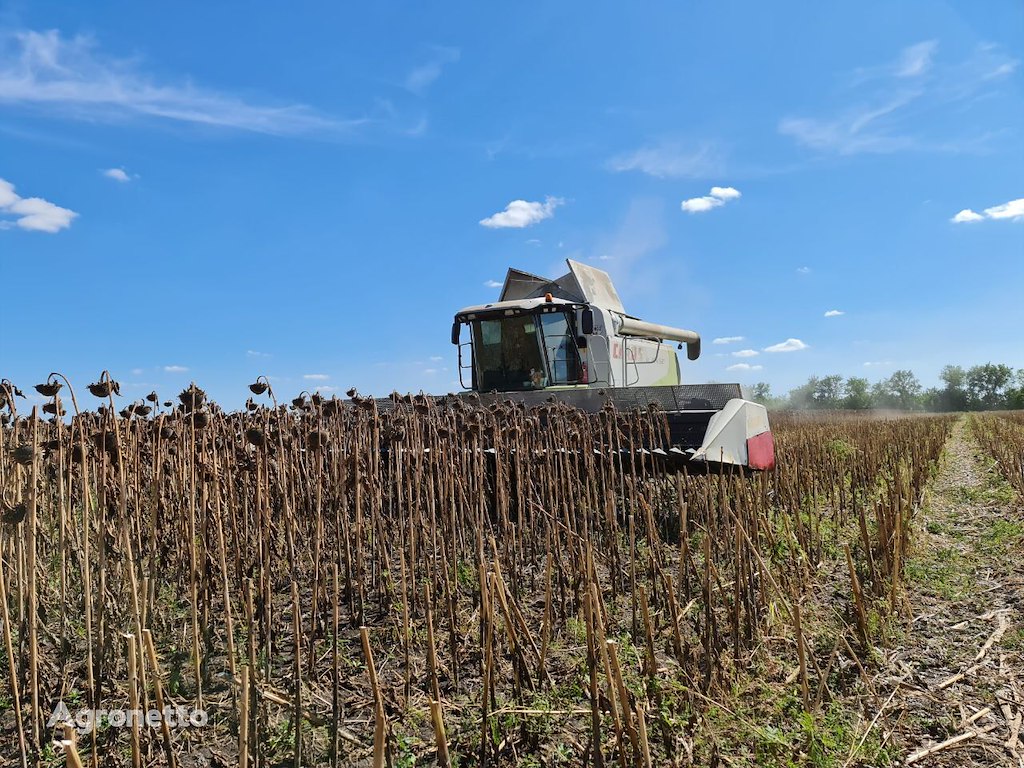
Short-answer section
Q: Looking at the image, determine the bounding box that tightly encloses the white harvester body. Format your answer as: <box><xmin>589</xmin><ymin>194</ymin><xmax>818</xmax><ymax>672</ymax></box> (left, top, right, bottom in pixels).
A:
<box><xmin>451</xmin><ymin>259</ymin><xmax>775</xmax><ymax>470</ymax></box>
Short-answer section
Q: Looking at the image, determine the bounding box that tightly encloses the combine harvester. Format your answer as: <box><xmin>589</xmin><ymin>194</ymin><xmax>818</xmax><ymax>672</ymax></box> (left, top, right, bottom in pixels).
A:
<box><xmin>448</xmin><ymin>259</ymin><xmax>775</xmax><ymax>471</ymax></box>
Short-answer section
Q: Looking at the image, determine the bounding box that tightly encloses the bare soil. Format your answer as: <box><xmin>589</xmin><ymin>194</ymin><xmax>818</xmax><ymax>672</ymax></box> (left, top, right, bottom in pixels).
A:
<box><xmin>878</xmin><ymin>418</ymin><xmax>1024</xmax><ymax>766</ymax></box>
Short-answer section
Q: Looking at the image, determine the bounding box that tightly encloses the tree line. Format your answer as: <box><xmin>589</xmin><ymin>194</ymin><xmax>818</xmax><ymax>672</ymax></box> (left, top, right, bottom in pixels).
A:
<box><xmin>749</xmin><ymin>363</ymin><xmax>1024</xmax><ymax>412</ymax></box>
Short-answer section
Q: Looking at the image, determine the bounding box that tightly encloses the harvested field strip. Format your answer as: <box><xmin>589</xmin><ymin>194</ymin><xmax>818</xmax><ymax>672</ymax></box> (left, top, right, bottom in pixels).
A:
<box><xmin>879</xmin><ymin>417</ymin><xmax>1024</xmax><ymax>767</ymax></box>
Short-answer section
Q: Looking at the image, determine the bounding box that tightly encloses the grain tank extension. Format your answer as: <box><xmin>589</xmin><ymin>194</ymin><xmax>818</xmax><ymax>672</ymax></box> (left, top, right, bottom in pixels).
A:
<box><xmin>451</xmin><ymin>259</ymin><xmax>775</xmax><ymax>470</ymax></box>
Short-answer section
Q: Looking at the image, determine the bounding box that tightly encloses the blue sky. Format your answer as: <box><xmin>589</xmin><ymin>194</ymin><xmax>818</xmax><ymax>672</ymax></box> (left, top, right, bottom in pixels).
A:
<box><xmin>1</xmin><ymin>1</ymin><xmax>1021</xmax><ymax>407</ymax></box>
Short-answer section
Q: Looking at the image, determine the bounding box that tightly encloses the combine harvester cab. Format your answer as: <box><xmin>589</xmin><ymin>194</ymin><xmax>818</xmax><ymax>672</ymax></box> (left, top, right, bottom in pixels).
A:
<box><xmin>450</xmin><ymin>259</ymin><xmax>775</xmax><ymax>471</ymax></box>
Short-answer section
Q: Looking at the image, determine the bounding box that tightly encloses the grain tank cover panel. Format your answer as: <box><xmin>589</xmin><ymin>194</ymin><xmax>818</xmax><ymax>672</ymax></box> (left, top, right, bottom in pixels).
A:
<box><xmin>566</xmin><ymin>259</ymin><xmax>625</xmax><ymax>313</ymax></box>
<box><xmin>499</xmin><ymin>268</ymin><xmax>556</xmax><ymax>301</ymax></box>
<box><xmin>498</xmin><ymin>260</ymin><xmax>623</xmax><ymax>310</ymax></box>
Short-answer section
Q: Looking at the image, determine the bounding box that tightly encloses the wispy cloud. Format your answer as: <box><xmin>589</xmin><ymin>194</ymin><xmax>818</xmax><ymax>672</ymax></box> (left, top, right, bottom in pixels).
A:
<box><xmin>796</xmin><ymin>266</ymin><xmax>811</xmax><ymax>274</ymax></box>
<box><xmin>0</xmin><ymin>29</ymin><xmax>366</xmax><ymax>135</ymax></box>
<box><xmin>246</xmin><ymin>350</ymin><xmax>271</xmax><ymax>358</ymax></box>
<box><xmin>483</xmin><ymin>279</ymin><xmax>502</xmax><ymax>288</ymax></box>
<box><xmin>586</xmin><ymin>198</ymin><xmax>670</xmax><ymax>296</ymax></box>
<box><xmin>0</xmin><ymin>177</ymin><xmax>77</xmax><ymax>232</ymax></box>
<box><xmin>713</xmin><ymin>336</ymin><xmax>744</xmax><ymax>345</ymax></box>
<box><xmin>681</xmin><ymin>186</ymin><xmax>741</xmax><ymax>214</ymax></box>
<box><xmin>607</xmin><ymin>141</ymin><xmax>721</xmax><ymax>179</ymax></box>
<box><xmin>102</xmin><ymin>167</ymin><xmax>132</xmax><ymax>182</ymax></box>
<box><xmin>163</xmin><ymin>365</ymin><xmax>188</xmax><ymax>373</ymax></box>
<box><xmin>952</xmin><ymin>198</ymin><xmax>1024</xmax><ymax>223</ymax></box>
<box><xmin>863</xmin><ymin>360</ymin><xmax>893</xmax><ymax>368</ymax></box>
<box><xmin>824</xmin><ymin>309</ymin><xmax>845</xmax><ymax>317</ymax></box>
<box><xmin>763</xmin><ymin>338</ymin><xmax>809</xmax><ymax>353</ymax></box>
<box><xmin>732</xmin><ymin>349</ymin><xmax>759</xmax><ymax>358</ymax></box>
<box><xmin>896</xmin><ymin>40</ymin><xmax>938</xmax><ymax>77</ymax></box>
<box><xmin>779</xmin><ymin>93</ymin><xmax>921</xmax><ymax>155</ymax></box>
<box><xmin>303</xmin><ymin>373</ymin><xmax>329</xmax><ymax>381</ymax></box>
<box><xmin>405</xmin><ymin>46</ymin><xmax>459</xmax><ymax>95</ymax></box>
<box><xmin>727</xmin><ymin>363</ymin><xmax>763</xmax><ymax>371</ymax></box>
<box><xmin>480</xmin><ymin>196</ymin><xmax>563</xmax><ymax>228</ymax></box>
<box><xmin>780</xmin><ymin>41</ymin><xmax>1018</xmax><ymax>155</ymax></box>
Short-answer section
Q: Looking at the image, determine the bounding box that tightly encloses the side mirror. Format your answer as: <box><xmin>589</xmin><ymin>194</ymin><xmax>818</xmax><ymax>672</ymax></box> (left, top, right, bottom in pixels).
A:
<box><xmin>581</xmin><ymin>309</ymin><xmax>594</xmax><ymax>335</ymax></box>
<box><xmin>451</xmin><ymin>322</ymin><xmax>461</xmax><ymax>345</ymax></box>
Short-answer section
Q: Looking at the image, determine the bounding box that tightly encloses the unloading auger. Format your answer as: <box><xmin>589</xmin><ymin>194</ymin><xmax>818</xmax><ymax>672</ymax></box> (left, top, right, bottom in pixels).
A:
<box><xmin>447</xmin><ymin>259</ymin><xmax>775</xmax><ymax>471</ymax></box>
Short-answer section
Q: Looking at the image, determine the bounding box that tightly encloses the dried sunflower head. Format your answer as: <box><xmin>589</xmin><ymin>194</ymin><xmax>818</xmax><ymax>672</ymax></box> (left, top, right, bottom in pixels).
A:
<box><xmin>12</xmin><ymin>444</ymin><xmax>34</xmax><ymax>465</ymax></box>
<box><xmin>2</xmin><ymin>502</ymin><xmax>27</xmax><ymax>526</ymax></box>
<box><xmin>306</xmin><ymin>430</ymin><xmax>329</xmax><ymax>450</ymax></box>
<box><xmin>178</xmin><ymin>384</ymin><xmax>206</xmax><ymax>411</ymax></box>
<box><xmin>35</xmin><ymin>381</ymin><xmax>62</xmax><ymax>397</ymax></box>
<box><xmin>88</xmin><ymin>381</ymin><xmax>114</xmax><ymax>398</ymax></box>
<box><xmin>42</xmin><ymin>402</ymin><xmax>66</xmax><ymax>416</ymax></box>
<box><xmin>245</xmin><ymin>428</ymin><xmax>265</xmax><ymax>447</ymax></box>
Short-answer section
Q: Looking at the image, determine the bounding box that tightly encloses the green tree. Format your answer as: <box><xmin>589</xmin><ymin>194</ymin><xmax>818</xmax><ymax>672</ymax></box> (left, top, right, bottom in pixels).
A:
<box><xmin>812</xmin><ymin>375</ymin><xmax>844</xmax><ymax>409</ymax></box>
<box><xmin>788</xmin><ymin>377</ymin><xmax>819</xmax><ymax>410</ymax></box>
<box><xmin>843</xmin><ymin>377</ymin><xmax>872</xmax><ymax>410</ymax></box>
<box><xmin>876</xmin><ymin>370</ymin><xmax>922</xmax><ymax>411</ymax></box>
<box><xmin>750</xmin><ymin>381</ymin><xmax>772</xmax><ymax>403</ymax></box>
<box><xmin>936</xmin><ymin>365</ymin><xmax>968</xmax><ymax>411</ymax></box>
<box><xmin>1007</xmin><ymin>369</ymin><xmax>1024</xmax><ymax>410</ymax></box>
<box><xmin>965</xmin><ymin>363</ymin><xmax>1014</xmax><ymax>410</ymax></box>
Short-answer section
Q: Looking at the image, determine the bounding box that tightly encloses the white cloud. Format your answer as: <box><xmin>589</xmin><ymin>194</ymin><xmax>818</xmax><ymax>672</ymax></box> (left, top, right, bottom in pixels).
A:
<box><xmin>763</xmin><ymin>338</ymin><xmax>809</xmax><ymax>353</ymax></box>
<box><xmin>709</xmin><ymin>186</ymin><xmax>741</xmax><ymax>200</ymax></box>
<box><xmin>526</xmin><ymin>238</ymin><xmax>541</xmax><ymax>246</ymax></box>
<box><xmin>983</xmin><ymin>198</ymin><xmax>1024</xmax><ymax>221</ymax></box>
<box><xmin>246</xmin><ymin>350</ymin><xmax>271</xmax><ymax>358</ymax></box>
<box><xmin>131</xmin><ymin>368</ymin><xmax>144</xmax><ymax>376</ymax></box>
<box><xmin>429</xmin><ymin>355</ymin><xmax>443</xmax><ymax>362</ymax></box>
<box><xmin>0</xmin><ymin>178</ymin><xmax>77</xmax><ymax>232</ymax></box>
<box><xmin>405</xmin><ymin>46</ymin><xmax>460</xmax><ymax>95</ymax></box>
<box><xmin>480</xmin><ymin>196</ymin><xmax>563</xmax><ymax>228</ymax></box>
<box><xmin>163</xmin><ymin>365</ymin><xmax>188</xmax><ymax>373</ymax></box>
<box><xmin>863</xmin><ymin>361</ymin><xmax>893</xmax><ymax>368</ymax></box>
<box><xmin>796</xmin><ymin>266</ymin><xmax>811</xmax><ymax>274</ymax></box>
<box><xmin>727</xmin><ymin>363</ymin><xmax>763</xmax><ymax>371</ymax></box>
<box><xmin>103</xmin><ymin>167</ymin><xmax>130</xmax><ymax>182</ymax></box>
<box><xmin>423</xmin><ymin>368</ymin><xmax>438</xmax><ymax>375</ymax></box>
<box><xmin>712</xmin><ymin>336</ymin><xmax>744</xmax><ymax>345</ymax></box>
<box><xmin>0</xmin><ymin>29</ymin><xmax>363</xmax><ymax>135</ymax></box>
<box><xmin>484</xmin><ymin>279</ymin><xmax>502</xmax><ymax>288</ymax></box>
<box><xmin>897</xmin><ymin>41</ymin><xmax>938</xmax><ymax>78</ymax></box>
<box><xmin>607</xmin><ymin>141</ymin><xmax>720</xmax><ymax>179</ymax></box>
<box><xmin>824</xmin><ymin>309</ymin><xmax>845</xmax><ymax>317</ymax></box>
<box><xmin>681</xmin><ymin>196</ymin><xmax>723</xmax><ymax>213</ymax></box>
<box><xmin>951</xmin><ymin>209</ymin><xmax>984</xmax><ymax>223</ymax></box>
<box><xmin>952</xmin><ymin>198</ymin><xmax>1024</xmax><ymax>223</ymax></box>
<box><xmin>303</xmin><ymin>373</ymin><xmax>329</xmax><ymax>381</ymax></box>
<box><xmin>314</xmin><ymin>385</ymin><xmax>336</xmax><ymax>393</ymax></box>
<box><xmin>732</xmin><ymin>349</ymin><xmax>759</xmax><ymax>358</ymax></box>
<box><xmin>681</xmin><ymin>185</ymin><xmax>741</xmax><ymax>214</ymax></box>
